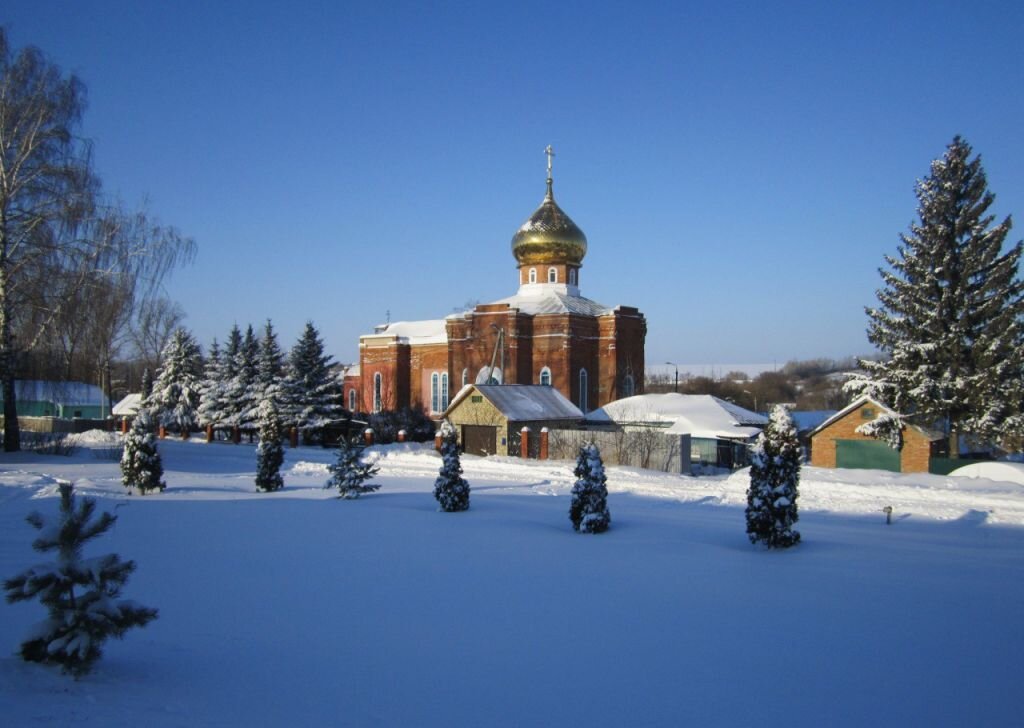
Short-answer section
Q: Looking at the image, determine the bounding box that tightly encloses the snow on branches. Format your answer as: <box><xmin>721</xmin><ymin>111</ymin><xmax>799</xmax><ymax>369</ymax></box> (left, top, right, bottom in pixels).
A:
<box><xmin>746</xmin><ymin>406</ymin><xmax>801</xmax><ymax>549</ymax></box>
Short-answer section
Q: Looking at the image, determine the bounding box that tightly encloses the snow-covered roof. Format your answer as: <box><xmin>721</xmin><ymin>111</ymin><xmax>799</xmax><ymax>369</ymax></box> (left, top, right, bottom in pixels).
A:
<box><xmin>486</xmin><ymin>288</ymin><xmax>612</xmax><ymax>317</ymax></box>
<box><xmin>810</xmin><ymin>395</ymin><xmax>895</xmax><ymax>435</ymax></box>
<box><xmin>446</xmin><ymin>384</ymin><xmax>583</xmax><ymax>422</ymax></box>
<box><xmin>1</xmin><ymin>380</ymin><xmax>105</xmax><ymax>406</ymax></box>
<box><xmin>586</xmin><ymin>393</ymin><xmax>767</xmax><ymax>441</ymax></box>
<box><xmin>112</xmin><ymin>393</ymin><xmax>143</xmax><ymax>416</ymax></box>
<box><xmin>790</xmin><ymin>410</ymin><xmax>839</xmax><ymax>433</ymax></box>
<box><xmin>949</xmin><ymin>461</ymin><xmax>1024</xmax><ymax>485</ymax></box>
<box><xmin>363</xmin><ymin>319</ymin><xmax>448</xmax><ymax>345</ymax></box>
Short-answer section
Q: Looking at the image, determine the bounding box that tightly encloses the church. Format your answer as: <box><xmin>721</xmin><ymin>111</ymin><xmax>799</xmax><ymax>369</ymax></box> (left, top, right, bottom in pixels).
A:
<box><xmin>346</xmin><ymin>148</ymin><xmax>647</xmax><ymax>417</ymax></box>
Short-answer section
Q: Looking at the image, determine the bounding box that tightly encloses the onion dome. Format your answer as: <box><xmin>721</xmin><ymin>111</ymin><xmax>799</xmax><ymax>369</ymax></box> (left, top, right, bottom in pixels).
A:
<box><xmin>511</xmin><ymin>150</ymin><xmax>587</xmax><ymax>266</ymax></box>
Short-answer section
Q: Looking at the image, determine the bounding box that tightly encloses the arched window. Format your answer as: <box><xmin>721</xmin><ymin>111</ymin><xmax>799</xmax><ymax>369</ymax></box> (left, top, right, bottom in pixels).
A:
<box><xmin>548</xmin><ymin>267</ymin><xmax>557</xmax><ymax>283</ymax></box>
<box><xmin>539</xmin><ymin>366</ymin><xmax>552</xmax><ymax>386</ymax></box>
<box><xmin>623</xmin><ymin>374</ymin><xmax>635</xmax><ymax>397</ymax></box>
<box><xmin>569</xmin><ymin>268</ymin><xmax>577</xmax><ymax>286</ymax></box>
<box><xmin>579</xmin><ymin>369</ymin><xmax>588</xmax><ymax>412</ymax></box>
<box><xmin>441</xmin><ymin>373</ymin><xmax>449</xmax><ymax>410</ymax></box>
<box><xmin>431</xmin><ymin>372</ymin><xmax>440</xmax><ymax>413</ymax></box>
<box><xmin>348</xmin><ymin>388</ymin><xmax>357</xmax><ymax>412</ymax></box>
<box><xmin>373</xmin><ymin>373</ymin><xmax>383</xmax><ymax>412</ymax></box>
<box><xmin>462</xmin><ymin>368</ymin><xmax>469</xmax><ymax>387</ymax></box>
<box><xmin>528</xmin><ymin>268</ymin><xmax>537</xmax><ymax>284</ymax></box>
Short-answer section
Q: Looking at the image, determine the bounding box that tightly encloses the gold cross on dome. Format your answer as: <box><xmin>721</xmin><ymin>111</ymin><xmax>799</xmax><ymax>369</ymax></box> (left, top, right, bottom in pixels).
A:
<box><xmin>545</xmin><ymin>145</ymin><xmax>554</xmax><ymax>181</ymax></box>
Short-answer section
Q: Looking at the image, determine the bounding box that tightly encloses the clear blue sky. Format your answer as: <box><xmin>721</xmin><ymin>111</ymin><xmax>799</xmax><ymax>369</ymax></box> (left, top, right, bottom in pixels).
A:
<box><xmin>5</xmin><ymin>1</ymin><xmax>1023</xmax><ymax>370</ymax></box>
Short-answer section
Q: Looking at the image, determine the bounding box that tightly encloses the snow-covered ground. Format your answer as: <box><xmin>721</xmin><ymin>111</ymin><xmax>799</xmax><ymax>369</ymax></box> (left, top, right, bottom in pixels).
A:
<box><xmin>2</xmin><ymin>434</ymin><xmax>1023</xmax><ymax>726</ymax></box>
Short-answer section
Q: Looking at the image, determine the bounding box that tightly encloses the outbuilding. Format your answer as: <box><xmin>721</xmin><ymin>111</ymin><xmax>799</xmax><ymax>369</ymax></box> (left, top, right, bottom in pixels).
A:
<box><xmin>809</xmin><ymin>395</ymin><xmax>945</xmax><ymax>473</ymax></box>
<box><xmin>443</xmin><ymin>384</ymin><xmax>583</xmax><ymax>456</ymax></box>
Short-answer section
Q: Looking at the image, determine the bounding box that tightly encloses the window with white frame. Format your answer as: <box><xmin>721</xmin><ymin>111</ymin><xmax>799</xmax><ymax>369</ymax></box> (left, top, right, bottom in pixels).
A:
<box><xmin>528</xmin><ymin>268</ymin><xmax>537</xmax><ymax>284</ymax></box>
<box><xmin>462</xmin><ymin>368</ymin><xmax>468</xmax><ymax>387</ymax></box>
<box><xmin>349</xmin><ymin>388</ymin><xmax>357</xmax><ymax>411</ymax></box>
<box><xmin>539</xmin><ymin>366</ymin><xmax>552</xmax><ymax>386</ymax></box>
<box><xmin>579</xmin><ymin>368</ymin><xmax>588</xmax><ymax>412</ymax></box>
<box><xmin>569</xmin><ymin>268</ymin><xmax>577</xmax><ymax>286</ymax></box>
<box><xmin>548</xmin><ymin>267</ymin><xmax>557</xmax><ymax>283</ymax></box>
<box><xmin>622</xmin><ymin>373</ymin><xmax>635</xmax><ymax>397</ymax></box>
<box><xmin>431</xmin><ymin>373</ymin><xmax>440</xmax><ymax>413</ymax></box>
<box><xmin>373</xmin><ymin>373</ymin><xmax>382</xmax><ymax>412</ymax></box>
<box><xmin>441</xmin><ymin>373</ymin><xmax>449</xmax><ymax>410</ymax></box>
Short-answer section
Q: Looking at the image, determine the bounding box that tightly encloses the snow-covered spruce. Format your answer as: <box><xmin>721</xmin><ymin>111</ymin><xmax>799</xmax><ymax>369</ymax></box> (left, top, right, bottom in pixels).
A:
<box><xmin>434</xmin><ymin>432</ymin><xmax>470</xmax><ymax>512</ymax></box>
<box><xmin>2</xmin><ymin>482</ymin><xmax>158</xmax><ymax>677</ymax></box>
<box><xmin>146</xmin><ymin>327</ymin><xmax>203</xmax><ymax>435</ymax></box>
<box><xmin>120</xmin><ymin>408</ymin><xmax>166</xmax><ymax>495</ymax></box>
<box><xmin>255</xmin><ymin>399</ymin><xmax>285</xmax><ymax>492</ymax></box>
<box><xmin>283</xmin><ymin>322</ymin><xmax>344</xmax><ymax>436</ymax></box>
<box><xmin>845</xmin><ymin>136</ymin><xmax>1024</xmax><ymax>452</ymax></box>
<box><xmin>325</xmin><ymin>434</ymin><xmax>380</xmax><ymax>498</ymax></box>
<box><xmin>746</xmin><ymin>405</ymin><xmax>801</xmax><ymax>548</ymax></box>
<box><xmin>570</xmin><ymin>443</ymin><xmax>611</xmax><ymax>533</ymax></box>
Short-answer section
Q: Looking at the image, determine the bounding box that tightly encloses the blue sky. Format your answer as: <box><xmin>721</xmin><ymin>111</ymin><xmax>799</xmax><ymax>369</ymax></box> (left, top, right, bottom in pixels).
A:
<box><xmin>5</xmin><ymin>1</ymin><xmax>1023</xmax><ymax>370</ymax></box>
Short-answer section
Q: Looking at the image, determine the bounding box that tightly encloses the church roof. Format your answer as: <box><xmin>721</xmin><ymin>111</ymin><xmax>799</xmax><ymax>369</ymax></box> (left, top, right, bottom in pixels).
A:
<box><xmin>488</xmin><ymin>288</ymin><xmax>612</xmax><ymax>316</ymax></box>
<box><xmin>364</xmin><ymin>319</ymin><xmax>448</xmax><ymax>345</ymax></box>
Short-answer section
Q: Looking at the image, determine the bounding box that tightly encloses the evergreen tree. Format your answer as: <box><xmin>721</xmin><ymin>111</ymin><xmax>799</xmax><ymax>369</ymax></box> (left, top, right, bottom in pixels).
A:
<box><xmin>284</xmin><ymin>321</ymin><xmax>343</xmax><ymax>432</ymax></box>
<box><xmin>569</xmin><ymin>443</ymin><xmax>611</xmax><ymax>533</ymax></box>
<box><xmin>846</xmin><ymin>136</ymin><xmax>1024</xmax><ymax>452</ymax></box>
<box><xmin>120</xmin><ymin>408</ymin><xmax>166</xmax><ymax>495</ymax></box>
<box><xmin>746</xmin><ymin>405</ymin><xmax>801</xmax><ymax>549</ymax></box>
<box><xmin>145</xmin><ymin>327</ymin><xmax>203</xmax><ymax>434</ymax></box>
<box><xmin>433</xmin><ymin>430</ymin><xmax>469</xmax><ymax>512</ymax></box>
<box><xmin>229</xmin><ymin>324</ymin><xmax>260</xmax><ymax>430</ymax></box>
<box><xmin>257</xmin><ymin>319</ymin><xmax>286</xmax><ymax>407</ymax></box>
<box><xmin>3</xmin><ymin>482</ymin><xmax>158</xmax><ymax>677</ymax></box>
<box><xmin>218</xmin><ymin>324</ymin><xmax>244</xmax><ymax>425</ymax></box>
<box><xmin>197</xmin><ymin>338</ymin><xmax>226</xmax><ymax>427</ymax></box>
<box><xmin>325</xmin><ymin>434</ymin><xmax>381</xmax><ymax>498</ymax></box>
<box><xmin>255</xmin><ymin>398</ymin><xmax>285</xmax><ymax>492</ymax></box>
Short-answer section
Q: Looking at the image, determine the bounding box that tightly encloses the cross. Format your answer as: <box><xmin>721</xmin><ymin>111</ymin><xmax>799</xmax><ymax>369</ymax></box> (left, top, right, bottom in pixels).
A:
<box><xmin>545</xmin><ymin>145</ymin><xmax>554</xmax><ymax>181</ymax></box>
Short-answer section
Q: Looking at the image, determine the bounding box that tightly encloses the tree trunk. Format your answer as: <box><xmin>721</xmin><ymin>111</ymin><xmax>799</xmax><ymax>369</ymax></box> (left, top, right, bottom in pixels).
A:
<box><xmin>0</xmin><ymin>245</ymin><xmax>20</xmax><ymax>452</ymax></box>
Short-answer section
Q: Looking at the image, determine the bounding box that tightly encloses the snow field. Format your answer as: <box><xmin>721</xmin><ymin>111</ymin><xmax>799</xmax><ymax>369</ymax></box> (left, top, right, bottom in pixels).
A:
<box><xmin>1</xmin><ymin>436</ymin><xmax>1022</xmax><ymax>726</ymax></box>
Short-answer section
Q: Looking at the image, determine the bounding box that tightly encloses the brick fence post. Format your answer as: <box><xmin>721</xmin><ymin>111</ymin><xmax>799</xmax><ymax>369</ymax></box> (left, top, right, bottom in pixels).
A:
<box><xmin>232</xmin><ymin>425</ymin><xmax>241</xmax><ymax>445</ymax></box>
<box><xmin>206</xmin><ymin>424</ymin><xmax>214</xmax><ymax>443</ymax></box>
<box><xmin>520</xmin><ymin>427</ymin><xmax>530</xmax><ymax>459</ymax></box>
<box><xmin>158</xmin><ymin>424</ymin><xmax>166</xmax><ymax>439</ymax></box>
<box><xmin>121</xmin><ymin>417</ymin><xmax>129</xmax><ymax>435</ymax></box>
<box><xmin>397</xmin><ymin>429</ymin><xmax>407</xmax><ymax>443</ymax></box>
<box><xmin>435</xmin><ymin>431</ymin><xmax>443</xmax><ymax>452</ymax></box>
<box><xmin>289</xmin><ymin>426</ymin><xmax>298</xmax><ymax>448</ymax></box>
<box><xmin>364</xmin><ymin>428</ymin><xmax>374</xmax><ymax>446</ymax></box>
<box><xmin>540</xmin><ymin>427</ymin><xmax>549</xmax><ymax>461</ymax></box>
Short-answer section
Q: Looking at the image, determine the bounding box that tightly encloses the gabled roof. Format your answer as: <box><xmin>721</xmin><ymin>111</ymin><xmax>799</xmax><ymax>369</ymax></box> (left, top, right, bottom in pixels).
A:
<box><xmin>112</xmin><ymin>393</ymin><xmax>143</xmax><ymax>416</ymax></box>
<box><xmin>586</xmin><ymin>393</ymin><xmax>767</xmax><ymax>440</ymax></box>
<box><xmin>445</xmin><ymin>384</ymin><xmax>583</xmax><ymax>422</ymax></box>
<box><xmin>809</xmin><ymin>394</ymin><xmax>945</xmax><ymax>441</ymax></box>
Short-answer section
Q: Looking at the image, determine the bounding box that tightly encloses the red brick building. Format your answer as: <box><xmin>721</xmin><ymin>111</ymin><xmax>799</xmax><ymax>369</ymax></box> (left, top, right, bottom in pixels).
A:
<box><xmin>353</xmin><ymin>152</ymin><xmax>647</xmax><ymax>417</ymax></box>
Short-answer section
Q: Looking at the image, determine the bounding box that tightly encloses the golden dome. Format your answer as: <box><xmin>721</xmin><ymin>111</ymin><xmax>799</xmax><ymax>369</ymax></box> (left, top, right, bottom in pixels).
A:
<box><xmin>511</xmin><ymin>179</ymin><xmax>588</xmax><ymax>266</ymax></box>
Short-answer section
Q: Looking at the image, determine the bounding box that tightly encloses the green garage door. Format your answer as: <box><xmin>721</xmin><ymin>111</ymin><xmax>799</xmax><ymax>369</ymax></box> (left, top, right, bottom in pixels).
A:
<box><xmin>835</xmin><ymin>439</ymin><xmax>900</xmax><ymax>472</ymax></box>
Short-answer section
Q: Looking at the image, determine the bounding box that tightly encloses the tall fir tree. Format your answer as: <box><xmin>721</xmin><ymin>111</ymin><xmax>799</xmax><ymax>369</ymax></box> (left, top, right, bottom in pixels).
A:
<box><xmin>3</xmin><ymin>482</ymin><xmax>158</xmax><ymax>677</ymax></box>
<box><xmin>197</xmin><ymin>338</ymin><xmax>226</xmax><ymax>427</ymax></box>
<box><xmin>846</xmin><ymin>136</ymin><xmax>1024</xmax><ymax>453</ymax></box>
<box><xmin>140</xmin><ymin>367</ymin><xmax>153</xmax><ymax>399</ymax></box>
<box><xmin>746</xmin><ymin>405</ymin><xmax>801</xmax><ymax>549</ymax></box>
<box><xmin>285</xmin><ymin>321</ymin><xmax>343</xmax><ymax>432</ymax></box>
<box><xmin>325</xmin><ymin>434</ymin><xmax>381</xmax><ymax>498</ymax></box>
<box><xmin>257</xmin><ymin>319</ymin><xmax>286</xmax><ymax>408</ymax></box>
<box><xmin>255</xmin><ymin>398</ymin><xmax>285</xmax><ymax>492</ymax></box>
<box><xmin>433</xmin><ymin>430</ymin><xmax>470</xmax><ymax>512</ymax></box>
<box><xmin>120</xmin><ymin>408</ymin><xmax>166</xmax><ymax>494</ymax></box>
<box><xmin>569</xmin><ymin>443</ymin><xmax>611</xmax><ymax>533</ymax></box>
<box><xmin>145</xmin><ymin>327</ymin><xmax>203</xmax><ymax>434</ymax></box>
<box><xmin>229</xmin><ymin>324</ymin><xmax>260</xmax><ymax>430</ymax></box>
<box><xmin>218</xmin><ymin>324</ymin><xmax>244</xmax><ymax>425</ymax></box>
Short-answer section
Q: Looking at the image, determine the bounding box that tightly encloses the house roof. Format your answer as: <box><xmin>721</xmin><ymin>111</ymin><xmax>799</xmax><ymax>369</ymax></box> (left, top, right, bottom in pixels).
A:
<box><xmin>809</xmin><ymin>394</ymin><xmax>945</xmax><ymax>441</ymax></box>
<box><xmin>1</xmin><ymin>380</ymin><xmax>105</xmax><ymax>406</ymax></box>
<box><xmin>112</xmin><ymin>393</ymin><xmax>143</xmax><ymax>416</ymax></box>
<box><xmin>790</xmin><ymin>410</ymin><xmax>839</xmax><ymax>433</ymax></box>
<box><xmin>445</xmin><ymin>384</ymin><xmax>583</xmax><ymax>422</ymax></box>
<box><xmin>586</xmin><ymin>393</ymin><xmax>767</xmax><ymax>441</ymax></box>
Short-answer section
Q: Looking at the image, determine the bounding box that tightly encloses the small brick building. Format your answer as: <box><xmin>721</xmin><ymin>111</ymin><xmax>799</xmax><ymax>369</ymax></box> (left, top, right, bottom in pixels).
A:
<box><xmin>810</xmin><ymin>395</ymin><xmax>945</xmax><ymax>473</ymax></box>
<box><xmin>353</xmin><ymin>151</ymin><xmax>646</xmax><ymax>418</ymax></box>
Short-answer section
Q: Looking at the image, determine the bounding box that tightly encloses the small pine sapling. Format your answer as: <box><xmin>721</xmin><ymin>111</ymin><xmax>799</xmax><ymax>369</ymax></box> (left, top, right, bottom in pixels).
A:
<box><xmin>746</xmin><ymin>405</ymin><xmax>801</xmax><ymax>548</ymax></box>
<box><xmin>120</xmin><ymin>409</ymin><xmax>166</xmax><ymax>495</ymax></box>
<box><xmin>325</xmin><ymin>435</ymin><xmax>381</xmax><ymax>498</ymax></box>
<box><xmin>255</xmin><ymin>399</ymin><xmax>285</xmax><ymax>492</ymax></box>
<box><xmin>3</xmin><ymin>482</ymin><xmax>158</xmax><ymax>677</ymax></box>
<box><xmin>569</xmin><ymin>443</ymin><xmax>611</xmax><ymax>533</ymax></box>
<box><xmin>433</xmin><ymin>430</ymin><xmax>470</xmax><ymax>512</ymax></box>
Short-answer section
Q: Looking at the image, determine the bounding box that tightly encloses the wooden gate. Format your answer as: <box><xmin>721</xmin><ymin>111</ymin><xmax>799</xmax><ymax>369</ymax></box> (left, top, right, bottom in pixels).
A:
<box><xmin>462</xmin><ymin>425</ymin><xmax>497</xmax><ymax>456</ymax></box>
<box><xmin>836</xmin><ymin>439</ymin><xmax>900</xmax><ymax>472</ymax></box>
